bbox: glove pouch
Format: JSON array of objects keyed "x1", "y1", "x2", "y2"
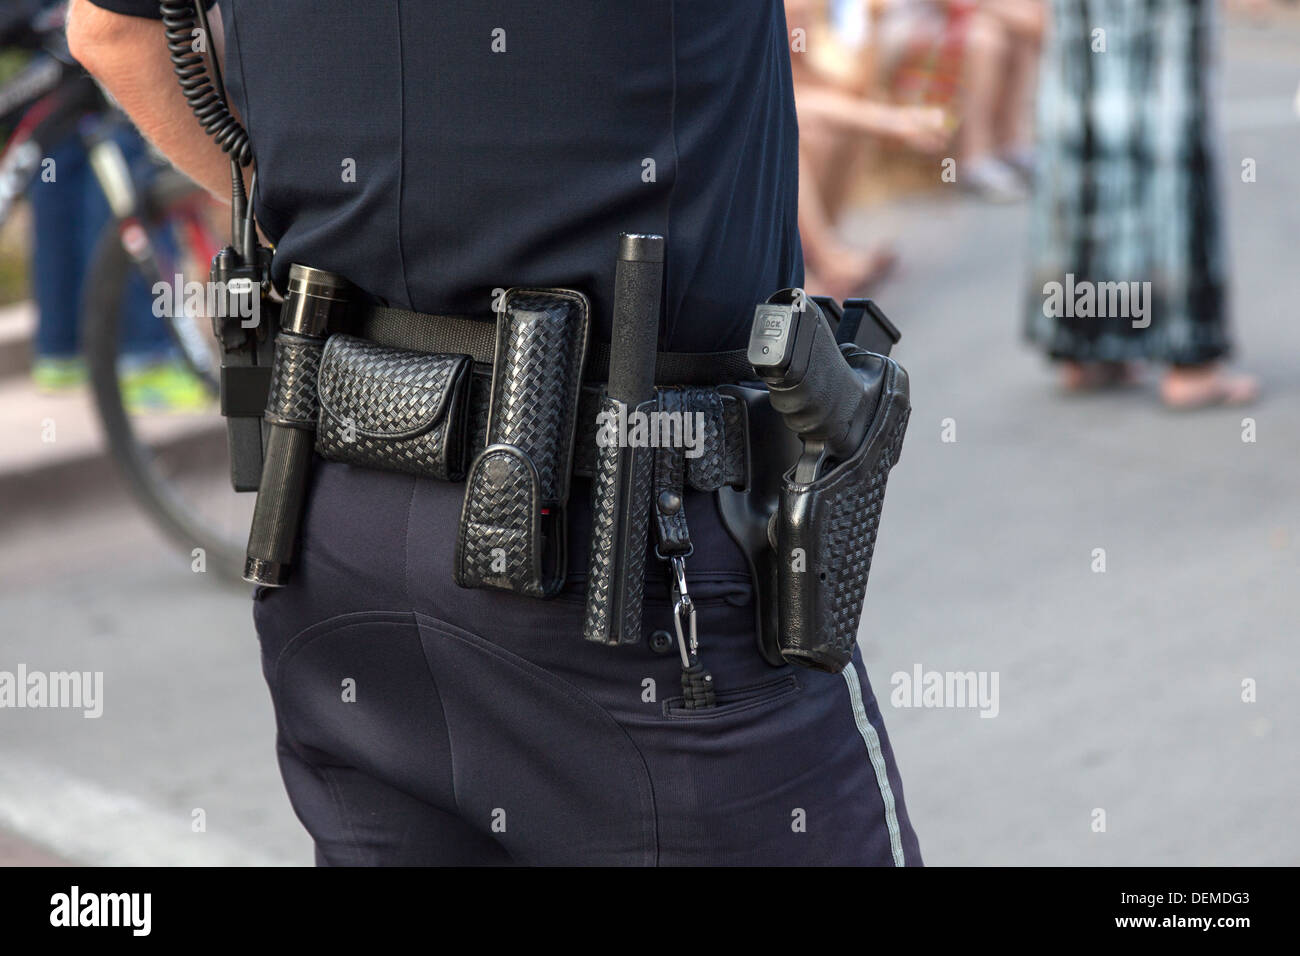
[{"x1": 315, "y1": 334, "x2": 473, "y2": 481}]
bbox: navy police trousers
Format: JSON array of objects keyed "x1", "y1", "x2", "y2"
[{"x1": 253, "y1": 460, "x2": 922, "y2": 866}]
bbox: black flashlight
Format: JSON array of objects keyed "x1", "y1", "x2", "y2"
[{"x1": 243, "y1": 265, "x2": 352, "y2": 586}]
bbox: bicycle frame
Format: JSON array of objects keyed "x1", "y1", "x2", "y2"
[{"x1": 0, "y1": 39, "x2": 222, "y2": 384}]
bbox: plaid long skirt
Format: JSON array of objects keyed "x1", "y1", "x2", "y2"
[{"x1": 1025, "y1": 0, "x2": 1231, "y2": 365}]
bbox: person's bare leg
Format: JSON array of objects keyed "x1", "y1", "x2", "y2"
[
  {"x1": 797, "y1": 141, "x2": 896, "y2": 299},
  {"x1": 992, "y1": 26, "x2": 1039, "y2": 154},
  {"x1": 983, "y1": 0, "x2": 1044, "y2": 156},
  {"x1": 957, "y1": 11, "x2": 1007, "y2": 164},
  {"x1": 818, "y1": 129, "x2": 864, "y2": 220},
  {"x1": 799, "y1": 109, "x2": 851, "y2": 224},
  {"x1": 955, "y1": 10, "x2": 1027, "y2": 200},
  {"x1": 982, "y1": 0, "x2": 1047, "y2": 41}
]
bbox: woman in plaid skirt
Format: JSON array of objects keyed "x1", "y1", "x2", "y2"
[{"x1": 1025, "y1": 0, "x2": 1257, "y2": 407}]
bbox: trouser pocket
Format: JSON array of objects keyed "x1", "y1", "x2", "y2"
[{"x1": 662, "y1": 673, "x2": 800, "y2": 719}]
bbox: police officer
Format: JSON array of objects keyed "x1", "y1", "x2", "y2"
[{"x1": 70, "y1": 0, "x2": 923, "y2": 865}]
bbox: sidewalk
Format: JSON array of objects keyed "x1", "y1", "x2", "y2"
[{"x1": 0, "y1": 300, "x2": 229, "y2": 525}]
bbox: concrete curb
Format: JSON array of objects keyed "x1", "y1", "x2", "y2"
[{"x1": 0, "y1": 301, "x2": 35, "y2": 381}]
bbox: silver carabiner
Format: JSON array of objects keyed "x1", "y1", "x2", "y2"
[{"x1": 669, "y1": 555, "x2": 698, "y2": 668}]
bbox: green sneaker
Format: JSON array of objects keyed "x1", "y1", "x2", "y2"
[
  {"x1": 32, "y1": 357, "x2": 88, "y2": 394},
  {"x1": 121, "y1": 360, "x2": 213, "y2": 413}
]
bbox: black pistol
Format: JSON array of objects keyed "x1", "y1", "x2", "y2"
[{"x1": 747, "y1": 289, "x2": 879, "y2": 483}]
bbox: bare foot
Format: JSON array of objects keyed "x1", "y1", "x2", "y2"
[
  {"x1": 1059, "y1": 360, "x2": 1141, "y2": 392},
  {"x1": 1161, "y1": 365, "x2": 1258, "y2": 409},
  {"x1": 814, "y1": 242, "x2": 899, "y2": 300}
]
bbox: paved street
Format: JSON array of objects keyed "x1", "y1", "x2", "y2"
[
  {"x1": 843, "y1": 15, "x2": 1300, "y2": 865},
  {"x1": 0, "y1": 476, "x2": 309, "y2": 865},
  {"x1": 0, "y1": 15, "x2": 1295, "y2": 866}
]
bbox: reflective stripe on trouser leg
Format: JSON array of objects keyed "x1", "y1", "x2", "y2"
[{"x1": 842, "y1": 663, "x2": 905, "y2": 867}]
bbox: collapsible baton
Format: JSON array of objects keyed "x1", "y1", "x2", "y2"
[
  {"x1": 243, "y1": 266, "x2": 353, "y2": 586},
  {"x1": 581, "y1": 235, "x2": 714, "y2": 706},
  {"x1": 582, "y1": 234, "x2": 663, "y2": 647}
]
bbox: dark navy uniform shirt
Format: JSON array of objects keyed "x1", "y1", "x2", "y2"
[{"x1": 90, "y1": 1, "x2": 802, "y2": 352}]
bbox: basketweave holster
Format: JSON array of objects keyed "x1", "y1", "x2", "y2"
[{"x1": 774, "y1": 352, "x2": 910, "y2": 673}]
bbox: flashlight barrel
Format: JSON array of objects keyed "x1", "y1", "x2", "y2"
[{"x1": 243, "y1": 425, "x2": 315, "y2": 585}]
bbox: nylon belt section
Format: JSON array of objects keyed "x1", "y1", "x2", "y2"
[
  {"x1": 359, "y1": 305, "x2": 754, "y2": 387},
  {"x1": 360, "y1": 306, "x2": 498, "y2": 363},
  {"x1": 622, "y1": 346, "x2": 755, "y2": 387}
]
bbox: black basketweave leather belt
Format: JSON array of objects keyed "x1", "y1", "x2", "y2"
[{"x1": 302, "y1": 291, "x2": 761, "y2": 714}]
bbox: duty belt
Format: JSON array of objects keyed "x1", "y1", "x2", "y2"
[
  {"x1": 236, "y1": 245, "x2": 913, "y2": 714},
  {"x1": 357, "y1": 291, "x2": 752, "y2": 709}
]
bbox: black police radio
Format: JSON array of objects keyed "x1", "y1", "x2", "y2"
[{"x1": 162, "y1": 0, "x2": 278, "y2": 492}]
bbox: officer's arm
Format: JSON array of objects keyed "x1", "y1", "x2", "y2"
[{"x1": 66, "y1": 0, "x2": 239, "y2": 201}]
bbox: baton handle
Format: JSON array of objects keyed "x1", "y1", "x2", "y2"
[
  {"x1": 607, "y1": 233, "x2": 664, "y2": 405},
  {"x1": 581, "y1": 233, "x2": 664, "y2": 647}
]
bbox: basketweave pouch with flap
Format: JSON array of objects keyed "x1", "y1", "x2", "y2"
[{"x1": 315, "y1": 333, "x2": 473, "y2": 481}]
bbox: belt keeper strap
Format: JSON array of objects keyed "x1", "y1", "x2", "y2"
[
  {"x1": 653, "y1": 388, "x2": 693, "y2": 558},
  {"x1": 682, "y1": 387, "x2": 725, "y2": 493}
]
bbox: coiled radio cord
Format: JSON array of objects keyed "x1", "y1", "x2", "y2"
[{"x1": 159, "y1": 0, "x2": 254, "y2": 259}]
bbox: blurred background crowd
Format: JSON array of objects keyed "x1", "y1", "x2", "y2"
[
  {"x1": 789, "y1": 0, "x2": 1281, "y2": 407},
  {"x1": 788, "y1": 0, "x2": 1043, "y2": 299}
]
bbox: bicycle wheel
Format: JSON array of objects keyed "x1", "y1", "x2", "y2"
[{"x1": 82, "y1": 172, "x2": 254, "y2": 583}]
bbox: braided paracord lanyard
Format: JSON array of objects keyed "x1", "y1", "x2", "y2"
[{"x1": 653, "y1": 388, "x2": 715, "y2": 710}]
